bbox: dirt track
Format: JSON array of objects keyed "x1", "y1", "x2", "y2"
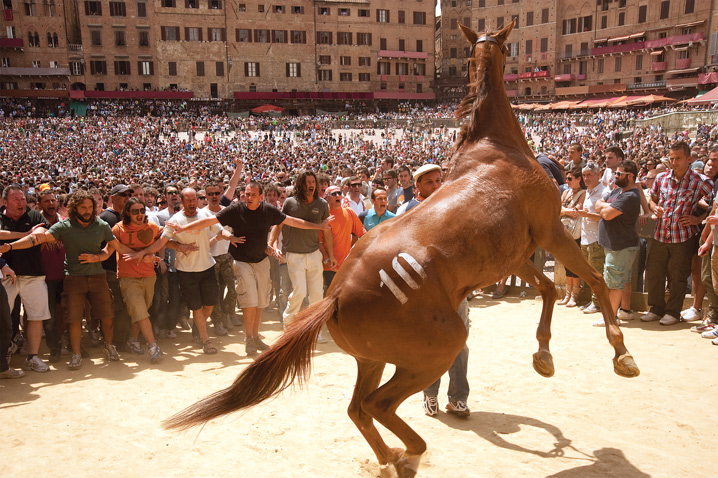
[{"x1": 1, "y1": 294, "x2": 713, "y2": 478}]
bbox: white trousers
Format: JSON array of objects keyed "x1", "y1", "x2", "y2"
[{"x1": 282, "y1": 250, "x2": 324, "y2": 325}]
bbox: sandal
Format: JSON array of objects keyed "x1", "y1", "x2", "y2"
[{"x1": 202, "y1": 340, "x2": 218, "y2": 355}]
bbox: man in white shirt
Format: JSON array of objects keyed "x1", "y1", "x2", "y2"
[
  {"x1": 578, "y1": 162, "x2": 606, "y2": 314},
  {"x1": 342, "y1": 176, "x2": 367, "y2": 216},
  {"x1": 128, "y1": 188, "x2": 223, "y2": 355}
]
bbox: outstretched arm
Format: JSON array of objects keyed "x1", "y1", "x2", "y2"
[
  {"x1": 0, "y1": 230, "x2": 57, "y2": 253},
  {"x1": 223, "y1": 157, "x2": 244, "y2": 201},
  {"x1": 281, "y1": 215, "x2": 332, "y2": 230}
]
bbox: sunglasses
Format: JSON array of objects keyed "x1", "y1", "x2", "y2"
[
  {"x1": 615, "y1": 171, "x2": 631, "y2": 177},
  {"x1": 157, "y1": 201, "x2": 166, "y2": 206},
  {"x1": 329, "y1": 191, "x2": 342, "y2": 197},
  {"x1": 166, "y1": 190, "x2": 179, "y2": 195},
  {"x1": 129, "y1": 208, "x2": 145, "y2": 215},
  {"x1": 350, "y1": 183, "x2": 362, "y2": 187},
  {"x1": 118, "y1": 192, "x2": 131, "y2": 197},
  {"x1": 206, "y1": 191, "x2": 221, "y2": 197},
  {"x1": 197, "y1": 196, "x2": 207, "y2": 200}
]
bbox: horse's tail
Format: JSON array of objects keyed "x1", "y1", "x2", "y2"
[{"x1": 163, "y1": 297, "x2": 337, "y2": 431}]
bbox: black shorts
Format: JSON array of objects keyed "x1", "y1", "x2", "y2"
[{"x1": 177, "y1": 266, "x2": 218, "y2": 311}]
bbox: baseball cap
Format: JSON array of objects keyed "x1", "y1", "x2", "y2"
[{"x1": 412, "y1": 164, "x2": 442, "y2": 181}]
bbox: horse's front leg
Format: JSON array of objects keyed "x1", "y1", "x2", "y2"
[{"x1": 516, "y1": 258, "x2": 557, "y2": 377}]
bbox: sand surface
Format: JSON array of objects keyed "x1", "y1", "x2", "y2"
[{"x1": 1, "y1": 294, "x2": 713, "y2": 478}]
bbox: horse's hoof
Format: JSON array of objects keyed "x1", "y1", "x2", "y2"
[
  {"x1": 613, "y1": 353, "x2": 640, "y2": 378},
  {"x1": 532, "y1": 350, "x2": 554, "y2": 377},
  {"x1": 393, "y1": 458, "x2": 419, "y2": 478}
]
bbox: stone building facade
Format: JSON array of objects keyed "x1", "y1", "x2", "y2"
[
  {"x1": 0, "y1": 0, "x2": 436, "y2": 102},
  {"x1": 436, "y1": 0, "x2": 717, "y2": 103}
]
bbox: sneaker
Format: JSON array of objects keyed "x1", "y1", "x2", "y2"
[
  {"x1": 48, "y1": 349, "x2": 61, "y2": 364},
  {"x1": 592, "y1": 318, "x2": 606, "y2": 327},
  {"x1": 0, "y1": 367, "x2": 25, "y2": 379},
  {"x1": 255, "y1": 338, "x2": 270, "y2": 351},
  {"x1": 701, "y1": 328, "x2": 718, "y2": 339},
  {"x1": 103, "y1": 344, "x2": 121, "y2": 361},
  {"x1": 691, "y1": 319, "x2": 715, "y2": 333},
  {"x1": 148, "y1": 343, "x2": 162, "y2": 363},
  {"x1": 712, "y1": 337, "x2": 718, "y2": 346},
  {"x1": 157, "y1": 329, "x2": 169, "y2": 339},
  {"x1": 231, "y1": 316, "x2": 242, "y2": 327},
  {"x1": 423, "y1": 394, "x2": 439, "y2": 417},
  {"x1": 167, "y1": 329, "x2": 177, "y2": 339},
  {"x1": 617, "y1": 309, "x2": 635, "y2": 321},
  {"x1": 446, "y1": 400, "x2": 471, "y2": 418},
  {"x1": 23, "y1": 356, "x2": 50, "y2": 373},
  {"x1": 126, "y1": 340, "x2": 144, "y2": 355},
  {"x1": 681, "y1": 307, "x2": 702, "y2": 322},
  {"x1": 68, "y1": 354, "x2": 82, "y2": 370},
  {"x1": 640, "y1": 312, "x2": 661, "y2": 322},
  {"x1": 317, "y1": 333, "x2": 329, "y2": 344},
  {"x1": 214, "y1": 322, "x2": 229, "y2": 337},
  {"x1": 659, "y1": 314, "x2": 681, "y2": 326},
  {"x1": 245, "y1": 337, "x2": 258, "y2": 356},
  {"x1": 179, "y1": 317, "x2": 191, "y2": 330},
  {"x1": 583, "y1": 303, "x2": 601, "y2": 314}
]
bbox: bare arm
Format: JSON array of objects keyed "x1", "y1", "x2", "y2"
[
  {"x1": 268, "y1": 224, "x2": 282, "y2": 249},
  {"x1": 223, "y1": 157, "x2": 244, "y2": 201},
  {"x1": 323, "y1": 229, "x2": 337, "y2": 269},
  {"x1": 0, "y1": 230, "x2": 56, "y2": 253},
  {"x1": 281, "y1": 215, "x2": 332, "y2": 230},
  {"x1": 167, "y1": 216, "x2": 219, "y2": 233}
]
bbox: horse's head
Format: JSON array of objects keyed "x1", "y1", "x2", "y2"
[{"x1": 459, "y1": 20, "x2": 515, "y2": 86}]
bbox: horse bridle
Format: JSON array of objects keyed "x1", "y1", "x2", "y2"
[{"x1": 466, "y1": 35, "x2": 508, "y2": 78}]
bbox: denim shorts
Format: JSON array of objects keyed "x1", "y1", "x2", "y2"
[{"x1": 603, "y1": 246, "x2": 639, "y2": 290}]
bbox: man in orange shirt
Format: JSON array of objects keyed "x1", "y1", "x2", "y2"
[{"x1": 320, "y1": 186, "x2": 366, "y2": 289}]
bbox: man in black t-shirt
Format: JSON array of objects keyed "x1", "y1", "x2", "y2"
[
  {"x1": 594, "y1": 160, "x2": 641, "y2": 327},
  {"x1": 168, "y1": 181, "x2": 329, "y2": 357}
]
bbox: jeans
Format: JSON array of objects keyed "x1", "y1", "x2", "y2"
[
  {"x1": 424, "y1": 298, "x2": 470, "y2": 402},
  {"x1": 646, "y1": 236, "x2": 697, "y2": 318},
  {"x1": 106, "y1": 271, "x2": 131, "y2": 347},
  {"x1": 210, "y1": 254, "x2": 237, "y2": 324},
  {"x1": 283, "y1": 250, "x2": 324, "y2": 326}
]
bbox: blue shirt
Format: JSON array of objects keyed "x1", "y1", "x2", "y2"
[{"x1": 362, "y1": 208, "x2": 396, "y2": 231}]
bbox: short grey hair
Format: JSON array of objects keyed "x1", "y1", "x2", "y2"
[{"x1": 582, "y1": 162, "x2": 600, "y2": 175}]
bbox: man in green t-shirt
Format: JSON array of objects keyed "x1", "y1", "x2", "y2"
[{"x1": 0, "y1": 190, "x2": 134, "y2": 370}]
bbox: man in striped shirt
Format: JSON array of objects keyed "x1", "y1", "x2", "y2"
[{"x1": 641, "y1": 141, "x2": 714, "y2": 326}]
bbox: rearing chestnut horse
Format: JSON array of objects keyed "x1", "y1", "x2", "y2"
[{"x1": 164, "y1": 21, "x2": 639, "y2": 478}]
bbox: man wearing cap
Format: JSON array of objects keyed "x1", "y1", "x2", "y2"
[
  {"x1": 397, "y1": 164, "x2": 443, "y2": 214},
  {"x1": 99, "y1": 184, "x2": 132, "y2": 352},
  {"x1": 397, "y1": 164, "x2": 471, "y2": 418}
]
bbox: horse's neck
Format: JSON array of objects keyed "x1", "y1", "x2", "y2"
[{"x1": 473, "y1": 94, "x2": 532, "y2": 153}]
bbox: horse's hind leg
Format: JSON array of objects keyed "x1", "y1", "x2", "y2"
[
  {"x1": 347, "y1": 359, "x2": 401, "y2": 475},
  {"x1": 362, "y1": 364, "x2": 455, "y2": 478},
  {"x1": 544, "y1": 230, "x2": 640, "y2": 378},
  {"x1": 515, "y1": 259, "x2": 557, "y2": 378}
]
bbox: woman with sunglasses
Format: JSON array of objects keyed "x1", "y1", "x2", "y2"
[
  {"x1": 558, "y1": 166, "x2": 587, "y2": 307},
  {"x1": 111, "y1": 198, "x2": 164, "y2": 363}
]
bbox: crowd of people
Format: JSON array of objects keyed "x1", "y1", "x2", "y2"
[{"x1": 2, "y1": 98, "x2": 718, "y2": 418}]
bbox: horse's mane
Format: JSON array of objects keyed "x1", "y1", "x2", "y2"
[{"x1": 450, "y1": 39, "x2": 495, "y2": 159}]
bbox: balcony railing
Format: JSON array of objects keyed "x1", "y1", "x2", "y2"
[
  {"x1": 554, "y1": 74, "x2": 575, "y2": 82},
  {"x1": 557, "y1": 49, "x2": 592, "y2": 60},
  {"x1": 3, "y1": 8, "x2": 12, "y2": 20},
  {"x1": 651, "y1": 61, "x2": 667, "y2": 72},
  {"x1": 503, "y1": 73, "x2": 519, "y2": 81},
  {"x1": 67, "y1": 44, "x2": 82, "y2": 52}
]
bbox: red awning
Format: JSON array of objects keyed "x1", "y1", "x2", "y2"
[
  {"x1": 251, "y1": 104, "x2": 284, "y2": 113},
  {"x1": 684, "y1": 86, "x2": 718, "y2": 104}
]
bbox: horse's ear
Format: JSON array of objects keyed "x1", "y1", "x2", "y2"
[
  {"x1": 459, "y1": 23, "x2": 478, "y2": 45},
  {"x1": 496, "y1": 19, "x2": 516, "y2": 44}
]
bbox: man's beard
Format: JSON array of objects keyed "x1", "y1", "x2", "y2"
[{"x1": 615, "y1": 177, "x2": 628, "y2": 189}]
